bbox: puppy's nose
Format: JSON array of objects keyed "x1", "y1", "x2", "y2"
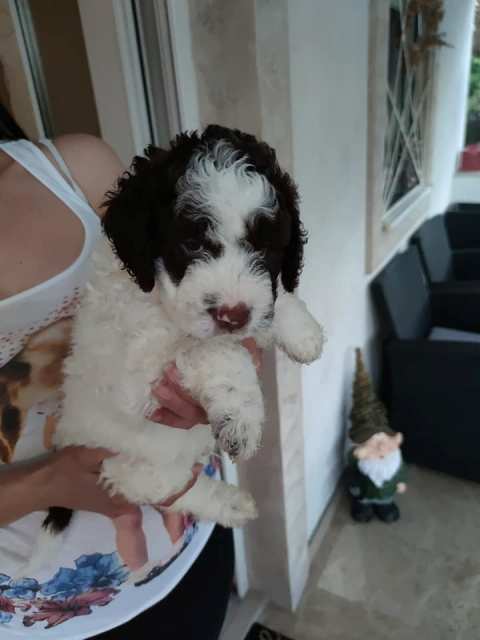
[{"x1": 209, "y1": 304, "x2": 250, "y2": 331}]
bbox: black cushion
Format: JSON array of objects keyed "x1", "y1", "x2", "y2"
[
  {"x1": 412, "y1": 216, "x2": 454, "y2": 282},
  {"x1": 446, "y1": 203, "x2": 480, "y2": 250},
  {"x1": 447, "y1": 202, "x2": 480, "y2": 214},
  {"x1": 371, "y1": 246, "x2": 431, "y2": 340},
  {"x1": 386, "y1": 340, "x2": 480, "y2": 483}
]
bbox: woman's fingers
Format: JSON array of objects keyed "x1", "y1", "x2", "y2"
[
  {"x1": 162, "y1": 365, "x2": 197, "y2": 404},
  {"x1": 151, "y1": 385, "x2": 206, "y2": 425},
  {"x1": 150, "y1": 407, "x2": 207, "y2": 429},
  {"x1": 151, "y1": 366, "x2": 208, "y2": 426},
  {"x1": 149, "y1": 339, "x2": 262, "y2": 429},
  {"x1": 154, "y1": 365, "x2": 201, "y2": 407},
  {"x1": 62, "y1": 445, "x2": 115, "y2": 472},
  {"x1": 241, "y1": 337, "x2": 263, "y2": 372}
]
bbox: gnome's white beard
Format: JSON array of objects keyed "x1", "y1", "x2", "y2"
[{"x1": 358, "y1": 449, "x2": 402, "y2": 488}]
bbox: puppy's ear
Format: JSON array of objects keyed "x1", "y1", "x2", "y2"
[
  {"x1": 279, "y1": 175, "x2": 307, "y2": 293},
  {"x1": 102, "y1": 147, "x2": 171, "y2": 292}
]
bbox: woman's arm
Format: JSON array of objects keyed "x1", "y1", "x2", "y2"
[
  {"x1": 0, "y1": 457, "x2": 51, "y2": 526},
  {"x1": 0, "y1": 448, "x2": 138, "y2": 528},
  {"x1": 52, "y1": 134, "x2": 125, "y2": 217}
]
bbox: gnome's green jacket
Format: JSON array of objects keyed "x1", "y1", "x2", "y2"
[{"x1": 347, "y1": 451, "x2": 407, "y2": 503}]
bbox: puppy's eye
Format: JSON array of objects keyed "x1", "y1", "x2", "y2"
[{"x1": 183, "y1": 239, "x2": 204, "y2": 253}]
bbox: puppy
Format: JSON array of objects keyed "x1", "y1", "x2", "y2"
[{"x1": 36, "y1": 125, "x2": 324, "y2": 571}]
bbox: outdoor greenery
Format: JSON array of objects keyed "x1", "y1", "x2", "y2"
[
  {"x1": 466, "y1": 54, "x2": 480, "y2": 144},
  {"x1": 468, "y1": 55, "x2": 480, "y2": 117}
]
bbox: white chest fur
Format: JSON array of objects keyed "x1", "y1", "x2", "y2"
[{"x1": 55, "y1": 238, "x2": 323, "y2": 541}]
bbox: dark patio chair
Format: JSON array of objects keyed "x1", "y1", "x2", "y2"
[
  {"x1": 371, "y1": 245, "x2": 480, "y2": 483},
  {"x1": 446, "y1": 202, "x2": 480, "y2": 250},
  {"x1": 411, "y1": 216, "x2": 480, "y2": 333}
]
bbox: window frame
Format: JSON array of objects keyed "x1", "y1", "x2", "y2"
[{"x1": 366, "y1": 0, "x2": 437, "y2": 273}]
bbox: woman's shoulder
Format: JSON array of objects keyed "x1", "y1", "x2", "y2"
[{"x1": 52, "y1": 134, "x2": 125, "y2": 217}]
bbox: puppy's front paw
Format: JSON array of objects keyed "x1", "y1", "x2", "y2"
[
  {"x1": 213, "y1": 412, "x2": 263, "y2": 461},
  {"x1": 283, "y1": 319, "x2": 325, "y2": 364},
  {"x1": 211, "y1": 391, "x2": 264, "y2": 460},
  {"x1": 277, "y1": 313, "x2": 325, "y2": 364},
  {"x1": 273, "y1": 293, "x2": 325, "y2": 364}
]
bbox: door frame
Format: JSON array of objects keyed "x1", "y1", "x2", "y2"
[{"x1": 8, "y1": 0, "x2": 46, "y2": 138}]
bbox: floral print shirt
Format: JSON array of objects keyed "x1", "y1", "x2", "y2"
[{"x1": 0, "y1": 140, "x2": 215, "y2": 638}]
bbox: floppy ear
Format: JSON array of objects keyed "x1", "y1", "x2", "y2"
[
  {"x1": 208, "y1": 126, "x2": 308, "y2": 293},
  {"x1": 102, "y1": 147, "x2": 171, "y2": 292},
  {"x1": 279, "y1": 175, "x2": 307, "y2": 293}
]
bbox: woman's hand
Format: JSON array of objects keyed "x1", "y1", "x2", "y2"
[
  {"x1": 149, "y1": 365, "x2": 208, "y2": 428},
  {"x1": 149, "y1": 338, "x2": 263, "y2": 429},
  {"x1": 42, "y1": 446, "x2": 137, "y2": 519},
  {"x1": 0, "y1": 447, "x2": 138, "y2": 527},
  {"x1": 42, "y1": 447, "x2": 202, "y2": 570},
  {"x1": 43, "y1": 446, "x2": 202, "y2": 513}
]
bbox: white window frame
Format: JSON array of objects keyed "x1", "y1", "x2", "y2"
[
  {"x1": 366, "y1": 0, "x2": 437, "y2": 273},
  {"x1": 8, "y1": 0, "x2": 47, "y2": 138}
]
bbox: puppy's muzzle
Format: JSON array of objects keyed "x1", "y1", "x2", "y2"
[{"x1": 208, "y1": 303, "x2": 250, "y2": 331}]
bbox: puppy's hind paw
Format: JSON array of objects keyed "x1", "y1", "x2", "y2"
[{"x1": 216, "y1": 486, "x2": 258, "y2": 528}]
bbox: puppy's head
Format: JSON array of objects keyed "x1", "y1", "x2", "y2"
[{"x1": 103, "y1": 125, "x2": 306, "y2": 339}]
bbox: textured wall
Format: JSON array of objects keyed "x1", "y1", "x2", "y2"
[
  {"x1": 188, "y1": 0, "x2": 309, "y2": 609},
  {"x1": 188, "y1": 0, "x2": 261, "y2": 135},
  {"x1": 288, "y1": 0, "x2": 475, "y2": 535},
  {"x1": 288, "y1": 0, "x2": 372, "y2": 535},
  {"x1": 186, "y1": 0, "x2": 474, "y2": 574},
  {"x1": 28, "y1": 0, "x2": 100, "y2": 137}
]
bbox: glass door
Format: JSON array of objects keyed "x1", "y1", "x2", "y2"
[{"x1": 12, "y1": 0, "x2": 100, "y2": 138}]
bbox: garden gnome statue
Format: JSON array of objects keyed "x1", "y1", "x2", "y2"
[{"x1": 347, "y1": 349, "x2": 407, "y2": 523}]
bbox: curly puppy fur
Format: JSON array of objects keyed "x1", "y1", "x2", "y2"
[{"x1": 34, "y1": 125, "x2": 324, "y2": 573}]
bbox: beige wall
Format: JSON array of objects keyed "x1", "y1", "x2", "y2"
[
  {"x1": 288, "y1": 0, "x2": 475, "y2": 535},
  {"x1": 77, "y1": 0, "x2": 137, "y2": 165},
  {"x1": 186, "y1": 0, "x2": 476, "y2": 544},
  {"x1": 0, "y1": 0, "x2": 38, "y2": 137},
  {"x1": 188, "y1": 0, "x2": 261, "y2": 136},
  {"x1": 188, "y1": 0, "x2": 309, "y2": 610},
  {"x1": 28, "y1": 0, "x2": 100, "y2": 137}
]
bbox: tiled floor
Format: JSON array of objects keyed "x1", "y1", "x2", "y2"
[{"x1": 260, "y1": 466, "x2": 480, "y2": 640}]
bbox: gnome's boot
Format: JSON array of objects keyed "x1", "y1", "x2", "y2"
[
  {"x1": 351, "y1": 499, "x2": 374, "y2": 523},
  {"x1": 373, "y1": 502, "x2": 400, "y2": 523}
]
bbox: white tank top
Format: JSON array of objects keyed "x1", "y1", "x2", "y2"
[{"x1": 0, "y1": 139, "x2": 213, "y2": 639}]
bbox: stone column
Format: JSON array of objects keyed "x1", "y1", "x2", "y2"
[{"x1": 188, "y1": 0, "x2": 309, "y2": 610}]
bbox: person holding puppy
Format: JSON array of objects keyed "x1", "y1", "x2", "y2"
[{"x1": 0, "y1": 103, "x2": 260, "y2": 639}]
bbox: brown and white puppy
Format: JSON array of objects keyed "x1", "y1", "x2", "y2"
[{"x1": 29, "y1": 125, "x2": 323, "y2": 574}]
